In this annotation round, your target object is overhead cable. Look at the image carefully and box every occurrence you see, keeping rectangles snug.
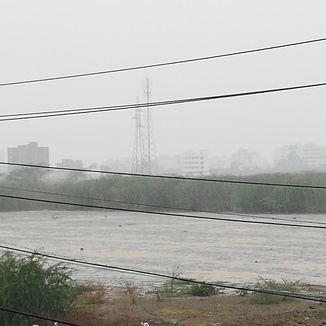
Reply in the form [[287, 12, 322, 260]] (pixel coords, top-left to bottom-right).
[[0, 306, 82, 326], [1, 161, 326, 190], [0, 192, 325, 229], [0, 37, 325, 87], [0, 81, 326, 122], [0, 245, 324, 303]]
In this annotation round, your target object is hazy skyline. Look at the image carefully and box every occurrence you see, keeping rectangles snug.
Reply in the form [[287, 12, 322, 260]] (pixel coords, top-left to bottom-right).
[[1, 1, 326, 166]]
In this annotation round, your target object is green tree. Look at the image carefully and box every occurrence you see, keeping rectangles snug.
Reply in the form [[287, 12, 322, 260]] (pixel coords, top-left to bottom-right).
[[6, 167, 47, 186], [0, 252, 84, 325]]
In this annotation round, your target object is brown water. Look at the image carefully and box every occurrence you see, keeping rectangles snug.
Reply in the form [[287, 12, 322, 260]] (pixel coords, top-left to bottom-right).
[[0, 210, 325, 290]]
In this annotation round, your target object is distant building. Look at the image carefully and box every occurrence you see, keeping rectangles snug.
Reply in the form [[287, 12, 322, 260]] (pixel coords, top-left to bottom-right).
[[231, 148, 265, 171], [274, 143, 326, 171], [52, 159, 84, 181], [156, 155, 182, 174], [209, 155, 231, 175], [181, 150, 209, 176], [102, 157, 132, 173], [7, 142, 49, 171], [301, 143, 326, 170], [56, 159, 83, 169]]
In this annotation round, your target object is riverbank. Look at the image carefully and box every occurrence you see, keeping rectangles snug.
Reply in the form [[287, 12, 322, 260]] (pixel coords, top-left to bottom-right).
[[58, 284, 326, 325]]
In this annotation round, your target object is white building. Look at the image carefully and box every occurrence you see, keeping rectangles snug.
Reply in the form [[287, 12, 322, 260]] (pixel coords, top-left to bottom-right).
[[231, 148, 265, 171], [302, 143, 326, 170], [274, 143, 326, 171], [181, 150, 209, 176]]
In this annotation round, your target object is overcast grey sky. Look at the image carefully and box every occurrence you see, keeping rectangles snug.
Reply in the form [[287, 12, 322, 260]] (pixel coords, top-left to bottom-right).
[[0, 1, 326, 166]]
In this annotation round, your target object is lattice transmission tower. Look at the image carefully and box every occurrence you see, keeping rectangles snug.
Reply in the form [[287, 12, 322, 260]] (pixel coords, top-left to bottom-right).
[[131, 97, 147, 173], [131, 77, 157, 174]]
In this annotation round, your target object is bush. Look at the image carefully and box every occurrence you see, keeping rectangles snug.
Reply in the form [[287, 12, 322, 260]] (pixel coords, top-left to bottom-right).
[[157, 267, 187, 300], [0, 252, 85, 325], [251, 277, 300, 305], [189, 283, 217, 297], [157, 267, 217, 300]]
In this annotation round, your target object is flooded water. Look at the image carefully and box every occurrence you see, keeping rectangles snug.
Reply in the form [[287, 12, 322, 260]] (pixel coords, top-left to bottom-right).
[[0, 210, 325, 290]]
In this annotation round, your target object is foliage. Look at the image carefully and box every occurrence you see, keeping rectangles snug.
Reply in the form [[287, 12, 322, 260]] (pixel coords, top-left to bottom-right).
[[6, 167, 48, 186], [230, 173, 323, 213], [1, 171, 326, 214], [188, 283, 217, 297], [157, 266, 189, 300], [0, 252, 85, 325], [251, 277, 301, 305], [157, 267, 216, 300]]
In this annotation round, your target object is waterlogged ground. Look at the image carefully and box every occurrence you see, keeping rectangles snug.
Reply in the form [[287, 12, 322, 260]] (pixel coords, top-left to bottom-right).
[[0, 210, 325, 290]]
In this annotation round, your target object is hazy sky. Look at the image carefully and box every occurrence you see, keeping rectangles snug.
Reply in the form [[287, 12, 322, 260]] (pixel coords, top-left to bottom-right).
[[1, 1, 326, 166]]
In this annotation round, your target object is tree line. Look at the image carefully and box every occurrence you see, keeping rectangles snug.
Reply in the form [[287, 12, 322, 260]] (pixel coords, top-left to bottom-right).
[[1, 168, 326, 214]]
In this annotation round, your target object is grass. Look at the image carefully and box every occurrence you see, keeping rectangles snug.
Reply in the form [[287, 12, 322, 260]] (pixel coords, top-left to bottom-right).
[[1, 253, 323, 326], [75, 282, 107, 305], [156, 266, 217, 301], [251, 277, 301, 304]]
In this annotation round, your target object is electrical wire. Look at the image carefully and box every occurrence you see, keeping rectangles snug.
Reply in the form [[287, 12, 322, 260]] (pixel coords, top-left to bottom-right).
[[2, 184, 326, 226], [1, 36, 325, 320], [2, 161, 326, 190], [0, 81, 326, 122], [0, 37, 325, 87], [0, 192, 325, 229], [0, 306, 82, 326], [0, 245, 325, 303]]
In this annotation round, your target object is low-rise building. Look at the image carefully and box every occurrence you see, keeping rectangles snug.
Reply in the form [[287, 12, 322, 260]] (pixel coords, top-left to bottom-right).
[[181, 150, 209, 177], [274, 143, 326, 171]]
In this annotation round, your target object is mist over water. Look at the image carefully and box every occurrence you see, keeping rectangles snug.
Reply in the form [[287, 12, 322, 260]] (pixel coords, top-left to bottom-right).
[[0, 210, 325, 290]]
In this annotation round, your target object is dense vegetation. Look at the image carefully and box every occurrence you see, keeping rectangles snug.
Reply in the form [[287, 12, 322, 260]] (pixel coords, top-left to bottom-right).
[[0, 252, 85, 325], [1, 168, 326, 214]]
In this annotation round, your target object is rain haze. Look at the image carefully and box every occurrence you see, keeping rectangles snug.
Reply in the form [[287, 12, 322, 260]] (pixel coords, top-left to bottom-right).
[[1, 3, 326, 322], [1, 1, 326, 167]]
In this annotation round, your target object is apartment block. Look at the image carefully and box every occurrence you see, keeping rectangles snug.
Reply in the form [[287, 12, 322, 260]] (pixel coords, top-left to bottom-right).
[[181, 150, 209, 176], [7, 142, 49, 171]]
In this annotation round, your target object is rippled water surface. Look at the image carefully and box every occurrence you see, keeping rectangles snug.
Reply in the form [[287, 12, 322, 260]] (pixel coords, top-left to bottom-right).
[[0, 210, 325, 289]]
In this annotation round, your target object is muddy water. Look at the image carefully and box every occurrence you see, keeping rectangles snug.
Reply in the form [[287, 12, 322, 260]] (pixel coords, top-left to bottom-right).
[[0, 210, 325, 289]]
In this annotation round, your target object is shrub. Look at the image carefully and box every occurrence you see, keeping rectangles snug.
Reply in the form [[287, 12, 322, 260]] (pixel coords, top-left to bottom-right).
[[157, 267, 191, 300], [0, 252, 85, 325], [157, 267, 217, 299], [251, 277, 300, 305], [189, 283, 217, 297]]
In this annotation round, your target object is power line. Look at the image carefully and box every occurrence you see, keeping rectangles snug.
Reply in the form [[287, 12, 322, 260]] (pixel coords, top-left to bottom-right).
[[2, 184, 326, 226], [0, 307, 82, 326], [2, 161, 326, 190], [1, 37, 325, 87], [0, 192, 325, 229], [1, 245, 325, 303], [0, 81, 326, 122]]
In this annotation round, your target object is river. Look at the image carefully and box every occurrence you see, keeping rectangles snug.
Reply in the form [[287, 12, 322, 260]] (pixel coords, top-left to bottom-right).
[[0, 210, 325, 290]]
